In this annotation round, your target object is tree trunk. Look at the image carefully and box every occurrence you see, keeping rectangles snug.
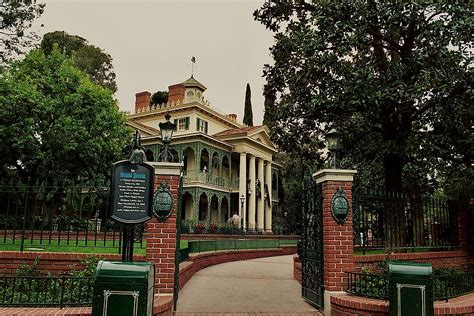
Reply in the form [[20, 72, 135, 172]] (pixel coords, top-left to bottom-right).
[[410, 186, 425, 247], [383, 152, 406, 250]]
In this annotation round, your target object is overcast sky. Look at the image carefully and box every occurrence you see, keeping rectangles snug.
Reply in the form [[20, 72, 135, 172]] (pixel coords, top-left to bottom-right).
[[34, 0, 274, 125]]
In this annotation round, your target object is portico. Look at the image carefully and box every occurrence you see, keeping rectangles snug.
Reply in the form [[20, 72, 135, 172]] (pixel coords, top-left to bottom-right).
[[223, 129, 276, 233]]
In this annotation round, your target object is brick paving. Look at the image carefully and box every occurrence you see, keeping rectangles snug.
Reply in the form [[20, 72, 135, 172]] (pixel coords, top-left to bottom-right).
[[176, 255, 322, 314]]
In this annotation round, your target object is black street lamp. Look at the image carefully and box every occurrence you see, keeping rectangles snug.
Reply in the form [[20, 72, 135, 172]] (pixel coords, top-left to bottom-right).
[[158, 113, 176, 162], [326, 128, 342, 169], [240, 194, 245, 235]]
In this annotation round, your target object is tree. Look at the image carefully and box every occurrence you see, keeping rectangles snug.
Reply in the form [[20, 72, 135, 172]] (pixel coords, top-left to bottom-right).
[[243, 83, 254, 126], [0, 48, 132, 183], [151, 91, 168, 106], [255, 1, 472, 194], [0, 0, 45, 64], [263, 85, 276, 128], [40, 31, 117, 93]]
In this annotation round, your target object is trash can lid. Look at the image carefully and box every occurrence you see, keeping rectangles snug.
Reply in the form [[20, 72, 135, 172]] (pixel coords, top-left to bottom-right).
[[389, 261, 432, 276], [96, 261, 153, 278]]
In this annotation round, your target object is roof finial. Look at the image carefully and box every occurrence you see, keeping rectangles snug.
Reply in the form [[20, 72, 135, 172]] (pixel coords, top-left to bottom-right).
[[191, 56, 196, 78]]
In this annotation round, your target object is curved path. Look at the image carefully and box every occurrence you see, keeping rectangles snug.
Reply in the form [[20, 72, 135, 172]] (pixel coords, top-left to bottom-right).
[[176, 255, 321, 315]]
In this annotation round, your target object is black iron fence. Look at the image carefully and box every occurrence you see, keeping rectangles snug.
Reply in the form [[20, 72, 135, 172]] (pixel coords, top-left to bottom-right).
[[0, 178, 145, 252], [346, 271, 474, 301], [433, 272, 474, 301], [0, 275, 94, 308], [352, 188, 458, 253]]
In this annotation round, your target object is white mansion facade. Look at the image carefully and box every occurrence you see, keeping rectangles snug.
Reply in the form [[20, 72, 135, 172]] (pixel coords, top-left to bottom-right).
[[127, 76, 280, 232]]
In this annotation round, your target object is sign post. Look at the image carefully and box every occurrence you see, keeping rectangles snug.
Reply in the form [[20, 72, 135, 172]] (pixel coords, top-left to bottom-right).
[[110, 132, 154, 261], [110, 160, 154, 261]]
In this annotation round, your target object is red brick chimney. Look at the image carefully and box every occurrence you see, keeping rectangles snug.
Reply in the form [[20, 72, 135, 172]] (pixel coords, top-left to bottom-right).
[[135, 91, 151, 113], [168, 84, 185, 103]]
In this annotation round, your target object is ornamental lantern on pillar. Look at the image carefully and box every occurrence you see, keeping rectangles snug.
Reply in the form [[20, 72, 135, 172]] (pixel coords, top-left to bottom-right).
[[158, 113, 176, 162], [326, 128, 342, 169]]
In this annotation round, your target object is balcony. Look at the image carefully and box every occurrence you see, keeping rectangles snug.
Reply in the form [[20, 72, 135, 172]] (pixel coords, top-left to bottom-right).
[[183, 171, 238, 189]]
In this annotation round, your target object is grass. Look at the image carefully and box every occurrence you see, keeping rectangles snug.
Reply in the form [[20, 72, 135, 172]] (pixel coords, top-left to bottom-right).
[[0, 238, 298, 255]]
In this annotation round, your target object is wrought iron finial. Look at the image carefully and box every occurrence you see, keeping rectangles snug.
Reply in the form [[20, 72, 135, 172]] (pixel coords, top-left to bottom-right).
[[132, 130, 141, 149], [130, 131, 147, 163]]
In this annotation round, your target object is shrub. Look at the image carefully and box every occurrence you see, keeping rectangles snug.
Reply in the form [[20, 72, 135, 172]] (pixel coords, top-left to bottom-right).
[[208, 223, 217, 233], [194, 223, 205, 234]]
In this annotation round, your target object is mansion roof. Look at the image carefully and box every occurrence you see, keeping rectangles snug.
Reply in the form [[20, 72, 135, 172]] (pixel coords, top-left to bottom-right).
[[127, 76, 278, 155]]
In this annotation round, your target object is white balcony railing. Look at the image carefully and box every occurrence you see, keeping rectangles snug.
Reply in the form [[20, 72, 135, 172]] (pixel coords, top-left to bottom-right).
[[183, 171, 238, 189]]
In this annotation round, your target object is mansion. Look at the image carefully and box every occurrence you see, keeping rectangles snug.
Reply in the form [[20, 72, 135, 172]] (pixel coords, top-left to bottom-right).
[[127, 76, 280, 232]]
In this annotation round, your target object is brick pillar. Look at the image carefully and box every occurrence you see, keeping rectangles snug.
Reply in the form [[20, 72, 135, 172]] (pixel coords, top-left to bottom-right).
[[145, 162, 183, 296], [457, 199, 472, 252], [314, 169, 357, 316]]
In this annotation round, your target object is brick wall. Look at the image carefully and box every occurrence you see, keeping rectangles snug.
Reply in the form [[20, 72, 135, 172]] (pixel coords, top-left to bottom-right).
[[146, 174, 179, 294], [0, 251, 145, 275], [354, 250, 472, 273], [331, 294, 474, 316], [293, 254, 302, 284], [322, 180, 355, 292]]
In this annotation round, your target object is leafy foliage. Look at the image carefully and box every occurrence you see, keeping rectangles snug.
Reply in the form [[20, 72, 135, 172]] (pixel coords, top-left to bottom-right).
[[151, 90, 168, 106], [254, 1, 473, 194], [262, 85, 276, 128], [0, 0, 45, 64], [41, 31, 118, 93], [0, 48, 132, 183], [243, 83, 253, 126]]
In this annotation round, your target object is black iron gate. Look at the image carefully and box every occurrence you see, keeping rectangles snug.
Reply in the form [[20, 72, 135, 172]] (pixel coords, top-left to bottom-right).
[[301, 171, 324, 309]]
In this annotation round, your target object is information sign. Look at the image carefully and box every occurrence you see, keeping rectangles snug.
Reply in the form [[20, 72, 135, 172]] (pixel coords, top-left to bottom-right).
[[110, 160, 154, 224]]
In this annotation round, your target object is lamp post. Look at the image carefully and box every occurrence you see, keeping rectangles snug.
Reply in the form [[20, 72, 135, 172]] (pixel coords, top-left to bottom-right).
[[158, 113, 176, 162], [326, 128, 342, 169], [240, 194, 245, 235]]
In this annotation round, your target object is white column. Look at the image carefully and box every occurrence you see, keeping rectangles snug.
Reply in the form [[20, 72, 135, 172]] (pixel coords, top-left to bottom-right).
[[248, 155, 256, 231], [265, 161, 272, 232], [239, 152, 247, 231], [257, 158, 265, 231]]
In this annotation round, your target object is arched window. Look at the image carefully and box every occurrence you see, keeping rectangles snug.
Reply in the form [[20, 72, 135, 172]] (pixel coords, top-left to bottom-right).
[[187, 91, 195, 102]]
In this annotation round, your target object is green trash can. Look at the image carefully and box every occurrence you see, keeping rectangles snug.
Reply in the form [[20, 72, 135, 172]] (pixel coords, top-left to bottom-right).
[[389, 262, 433, 316], [92, 261, 155, 316]]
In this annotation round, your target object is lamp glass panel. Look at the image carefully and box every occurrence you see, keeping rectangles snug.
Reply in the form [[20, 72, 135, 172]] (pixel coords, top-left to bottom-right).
[[161, 129, 173, 142]]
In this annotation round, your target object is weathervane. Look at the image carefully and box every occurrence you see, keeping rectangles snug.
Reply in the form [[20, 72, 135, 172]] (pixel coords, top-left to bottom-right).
[[191, 56, 196, 77]]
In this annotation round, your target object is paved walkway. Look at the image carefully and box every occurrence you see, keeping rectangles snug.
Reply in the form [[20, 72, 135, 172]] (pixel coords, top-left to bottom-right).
[[176, 255, 321, 315]]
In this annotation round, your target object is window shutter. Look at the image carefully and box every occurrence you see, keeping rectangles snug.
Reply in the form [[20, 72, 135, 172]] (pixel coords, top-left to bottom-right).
[[204, 121, 208, 134], [185, 117, 190, 130], [196, 118, 200, 131], [174, 119, 178, 131]]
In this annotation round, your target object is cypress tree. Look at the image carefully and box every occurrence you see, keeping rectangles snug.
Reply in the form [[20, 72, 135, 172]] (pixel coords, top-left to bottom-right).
[[243, 83, 253, 126]]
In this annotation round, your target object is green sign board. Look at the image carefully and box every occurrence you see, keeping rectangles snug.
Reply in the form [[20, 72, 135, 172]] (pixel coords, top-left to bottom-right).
[[331, 187, 350, 224], [110, 160, 154, 224]]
